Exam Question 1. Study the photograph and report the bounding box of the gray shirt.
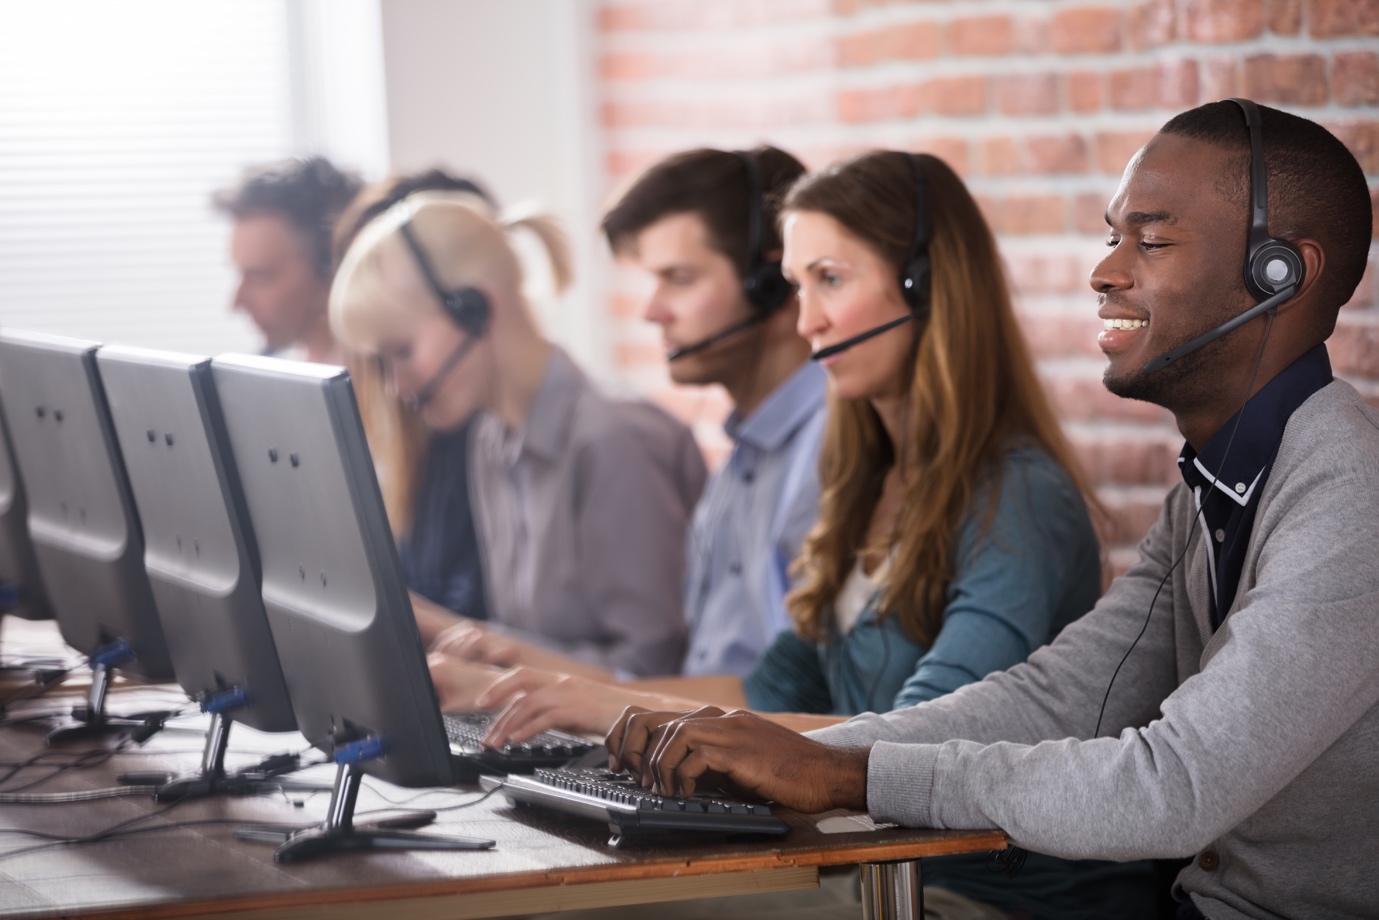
[809,380,1379,920]
[469,348,705,676]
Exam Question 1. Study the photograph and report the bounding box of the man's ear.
[1290,238,1326,307]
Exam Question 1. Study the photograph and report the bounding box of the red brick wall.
[594,0,1379,570]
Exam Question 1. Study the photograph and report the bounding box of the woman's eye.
[819,271,841,287]
[1105,237,1120,248]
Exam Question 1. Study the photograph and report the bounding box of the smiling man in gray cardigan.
[607,102,1378,920]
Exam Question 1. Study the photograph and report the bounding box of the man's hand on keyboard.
[607,706,869,813]
[478,669,617,744]
[479,669,705,748]
[427,653,505,712]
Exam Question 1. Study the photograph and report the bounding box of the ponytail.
[500,206,574,295]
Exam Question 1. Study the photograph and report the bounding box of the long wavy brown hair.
[784,151,1098,646]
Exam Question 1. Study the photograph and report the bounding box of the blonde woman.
[331,193,705,677]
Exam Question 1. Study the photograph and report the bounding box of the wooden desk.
[0,622,1005,920]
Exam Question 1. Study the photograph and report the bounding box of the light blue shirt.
[682,361,827,677]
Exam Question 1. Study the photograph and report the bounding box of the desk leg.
[859,858,922,920]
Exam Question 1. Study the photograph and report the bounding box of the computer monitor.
[0,330,175,742]
[0,397,51,622]
[96,345,305,799]
[210,354,490,861]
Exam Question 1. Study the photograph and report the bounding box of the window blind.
[0,1,296,354]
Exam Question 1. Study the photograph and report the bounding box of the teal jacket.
[744,445,1101,715]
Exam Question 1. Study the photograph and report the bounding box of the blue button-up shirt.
[1178,343,1333,628]
[681,361,827,676]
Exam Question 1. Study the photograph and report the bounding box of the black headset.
[808,152,934,363]
[1231,98,1305,302]
[899,152,933,315]
[734,150,794,314]
[397,216,492,338]
[1141,99,1306,375]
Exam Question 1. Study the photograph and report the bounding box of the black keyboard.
[482,767,789,846]
[444,712,594,779]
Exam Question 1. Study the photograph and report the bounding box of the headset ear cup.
[1247,240,1305,302]
[900,254,931,315]
[444,288,491,338]
[744,261,794,313]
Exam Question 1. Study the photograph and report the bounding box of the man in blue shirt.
[601,147,824,676]
[429,147,828,710]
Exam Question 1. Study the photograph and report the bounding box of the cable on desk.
[354,784,500,814]
[0,665,77,711]
[0,740,135,792]
[0,785,161,803]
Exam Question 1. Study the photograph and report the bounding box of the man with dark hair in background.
[609,103,1378,920]
[214,156,361,363]
[429,146,827,713]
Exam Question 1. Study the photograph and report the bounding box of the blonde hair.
[783,152,1101,647]
[329,193,573,534]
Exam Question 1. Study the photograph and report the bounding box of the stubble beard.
[1102,330,1231,412]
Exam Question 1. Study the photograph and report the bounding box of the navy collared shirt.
[1177,344,1333,629]
[399,419,488,621]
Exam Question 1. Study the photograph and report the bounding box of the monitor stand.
[45,643,172,746]
[148,711,330,802]
[234,740,494,863]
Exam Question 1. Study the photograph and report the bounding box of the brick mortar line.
[599,104,1379,135]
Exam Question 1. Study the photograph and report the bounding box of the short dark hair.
[601,146,807,277]
[1160,101,1372,320]
[213,156,362,279]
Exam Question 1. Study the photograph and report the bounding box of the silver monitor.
[0,331,173,696]
[0,397,51,622]
[211,354,489,860]
[97,346,302,798]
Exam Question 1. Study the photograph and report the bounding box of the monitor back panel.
[96,347,296,733]
[211,355,453,787]
[0,331,172,678]
[0,398,51,621]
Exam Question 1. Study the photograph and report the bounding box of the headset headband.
[396,214,491,338]
[1230,99,1271,256]
[899,153,932,314]
[731,150,793,314]
[735,150,765,273]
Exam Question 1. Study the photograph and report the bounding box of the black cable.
[972,315,1284,883]
[1093,312,1276,738]
[0,742,135,792]
[355,784,499,814]
[0,785,499,863]
[0,666,76,710]
[0,798,191,862]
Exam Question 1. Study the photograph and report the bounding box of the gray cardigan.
[809,380,1379,920]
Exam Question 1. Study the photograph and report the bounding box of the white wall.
[378,0,610,375]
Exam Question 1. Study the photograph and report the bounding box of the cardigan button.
[1198,850,1220,871]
